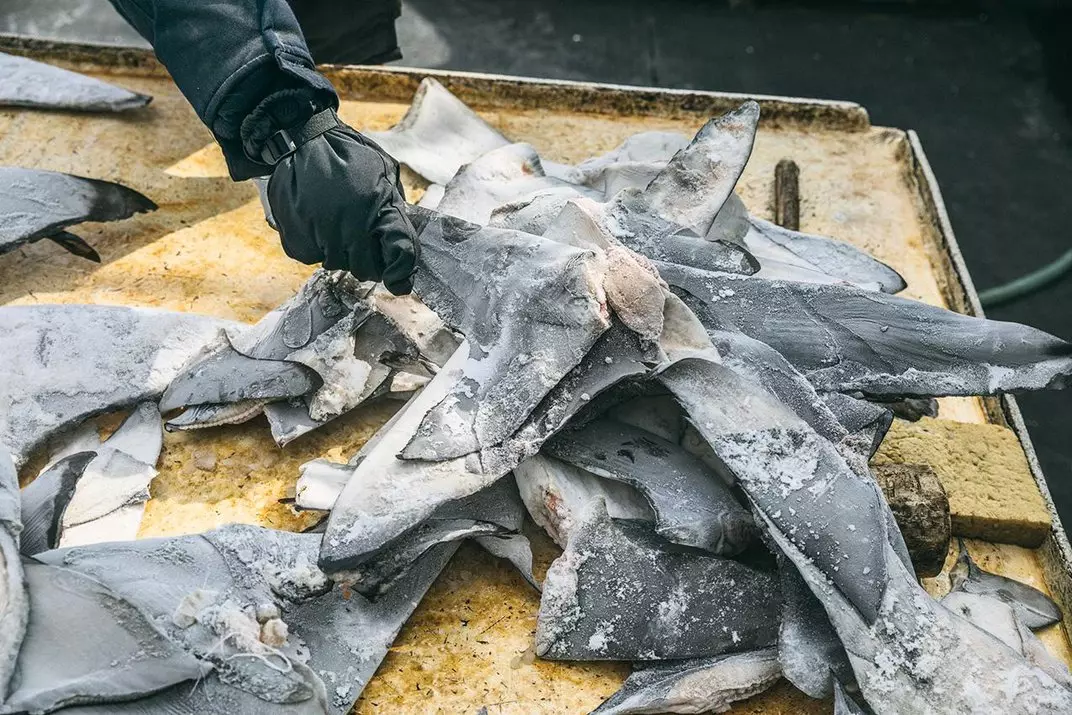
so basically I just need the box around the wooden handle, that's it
[774,158,800,231]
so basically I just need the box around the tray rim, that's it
[0,32,869,130]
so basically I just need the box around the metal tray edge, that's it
[321,63,871,130]
[906,130,1072,631]
[0,33,871,131]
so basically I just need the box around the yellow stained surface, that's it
[0,69,1063,714]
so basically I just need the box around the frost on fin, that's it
[535,498,779,661]
[777,555,852,699]
[0,447,27,704]
[0,304,239,468]
[402,212,610,460]
[162,270,369,408]
[296,427,533,599]
[658,355,889,622]
[544,418,756,555]
[706,328,847,444]
[30,524,453,714]
[0,52,151,112]
[5,561,209,714]
[642,101,760,238]
[589,649,781,715]
[263,303,436,447]
[659,262,1072,398]
[366,78,510,184]
[781,519,1072,714]
[287,315,389,423]
[436,143,597,226]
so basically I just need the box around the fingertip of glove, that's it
[383,274,415,296]
[280,233,325,265]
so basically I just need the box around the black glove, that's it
[242,89,419,295]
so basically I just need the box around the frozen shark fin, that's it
[0,52,151,111]
[642,101,760,237]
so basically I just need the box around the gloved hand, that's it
[242,89,419,295]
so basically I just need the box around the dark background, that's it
[4,0,1070,518]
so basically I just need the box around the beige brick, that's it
[873,417,1051,547]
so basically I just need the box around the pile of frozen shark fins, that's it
[0,54,155,262]
[1,444,453,715]
[160,269,457,445]
[0,298,462,713]
[4,77,1072,715]
[304,79,1072,714]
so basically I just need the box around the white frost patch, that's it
[295,459,352,511]
[256,551,329,598]
[259,618,289,648]
[587,623,614,654]
[535,546,589,656]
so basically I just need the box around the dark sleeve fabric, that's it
[287,0,402,65]
[108,0,339,180]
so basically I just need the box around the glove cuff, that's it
[240,87,334,167]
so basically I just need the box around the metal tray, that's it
[2,34,1069,713]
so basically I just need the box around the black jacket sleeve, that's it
[108,0,339,180]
